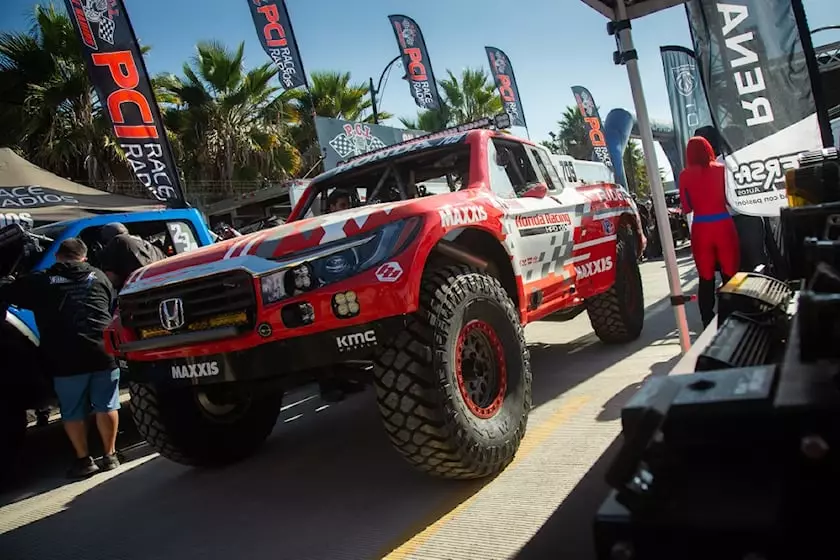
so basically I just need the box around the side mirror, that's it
[522,183,548,199]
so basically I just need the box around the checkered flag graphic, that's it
[329,134,387,159]
[97,17,115,44]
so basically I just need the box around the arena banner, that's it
[63,0,185,205]
[660,46,714,171]
[571,85,613,169]
[247,0,308,90]
[314,117,426,170]
[388,15,441,110]
[485,47,527,128]
[686,0,826,217]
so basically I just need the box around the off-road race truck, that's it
[105,116,646,480]
[0,208,214,476]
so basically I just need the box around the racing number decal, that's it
[167,222,199,253]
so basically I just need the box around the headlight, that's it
[259,217,420,306]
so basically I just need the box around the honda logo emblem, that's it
[159,298,185,330]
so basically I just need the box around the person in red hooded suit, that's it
[679,136,740,327]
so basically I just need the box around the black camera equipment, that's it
[594,148,840,560]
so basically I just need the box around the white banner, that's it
[724,113,822,216]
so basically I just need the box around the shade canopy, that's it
[580,0,688,20]
[0,147,162,225]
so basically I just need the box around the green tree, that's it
[400,67,502,132]
[155,40,302,184]
[287,70,393,172]
[398,107,449,132]
[0,3,128,186]
[547,105,591,160]
[623,141,650,196]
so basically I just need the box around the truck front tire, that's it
[373,264,532,480]
[128,383,283,467]
[586,224,645,343]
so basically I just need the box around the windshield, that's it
[299,144,471,218]
[664,191,680,208]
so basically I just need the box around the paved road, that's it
[0,249,705,560]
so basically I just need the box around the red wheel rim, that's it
[454,319,508,419]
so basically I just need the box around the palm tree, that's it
[551,105,591,160]
[155,40,301,186]
[0,3,126,185]
[623,140,649,196]
[287,70,393,172]
[400,67,502,132]
[438,68,502,124]
[398,108,450,132]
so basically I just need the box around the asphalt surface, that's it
[0,247,706,560]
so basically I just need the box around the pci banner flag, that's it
[686,0,823,217]
[660,46,714,170]
[63,0,185,204]
[388,15,441,110]
[485,47,527,128]
[571,85,613,169]
[247,0,308,90]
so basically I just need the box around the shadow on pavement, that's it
[514,436,623,560]
[1,261,705,560]
[0,407,151,505]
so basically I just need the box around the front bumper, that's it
[118,316,406,387]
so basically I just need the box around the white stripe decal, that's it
[224,238,249,260]
[574,234,617,250]
[242,232,270,256]
[567,253,592,264]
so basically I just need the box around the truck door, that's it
[488,138,587,314]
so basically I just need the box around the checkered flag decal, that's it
[97,17,115,44]
[524,229,574,282]
[329,134,387,159]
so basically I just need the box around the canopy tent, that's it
[580,0,693,352]
[0,147,163,227]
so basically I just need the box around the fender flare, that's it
[4,309,40,347]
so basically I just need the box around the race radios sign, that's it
[63,0,185,204]
[246,0,308,90]
[388,15,442,110]
[571,85,613,170]
[485,47,527,128]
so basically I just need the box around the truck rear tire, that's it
[128,383,283,467]
[586,224,645,344]
[373,264,532,480]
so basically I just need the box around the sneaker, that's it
[67,456,100,479]
[100,453,121,471]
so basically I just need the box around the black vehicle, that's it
[644,191,690,259]
[664,189,691,245]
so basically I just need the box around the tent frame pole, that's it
[614,0,692,353]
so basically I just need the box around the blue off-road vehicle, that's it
[0,208,214,470]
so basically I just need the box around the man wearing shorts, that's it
[0,238,120,478]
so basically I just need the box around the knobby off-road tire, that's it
[128,383,283,467]
[373,264,532,480]
[586,224,645,344]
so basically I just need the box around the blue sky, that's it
[2,0,837,177]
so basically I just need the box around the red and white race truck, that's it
[105,115,646,479]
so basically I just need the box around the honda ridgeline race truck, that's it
[105,116,647,479]
[0,208,214,473]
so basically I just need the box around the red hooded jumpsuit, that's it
[678,136,740,326]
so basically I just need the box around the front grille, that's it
[119,271,256,337]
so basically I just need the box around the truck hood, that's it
[122,200,422,293]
